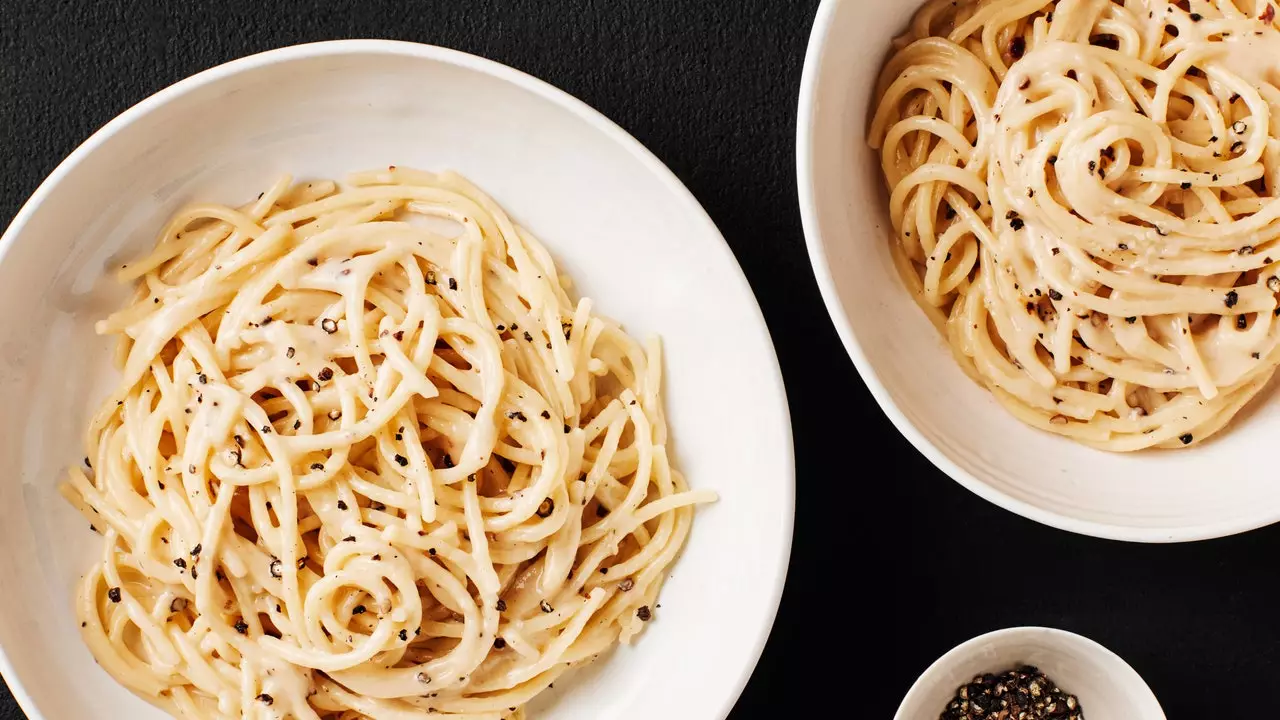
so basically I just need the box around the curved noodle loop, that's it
[62,168,715,719]
[871,0,1280,450]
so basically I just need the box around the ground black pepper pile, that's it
[940,666,1083,720]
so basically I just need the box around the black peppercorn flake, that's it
[447,278,458,291]
[317,367,334,382]
[321,318,338,334]
[494,637,506,649]
[496,599,507,612]
[1181,433,1194,445]
[636,606,652,621]
[541,410,551,419]
[1181,181,1192,190]
[1226,290,1240,308]
[190,544,201,556]
[352,604,367,615]
[506,411,527,422]
[394,454,408,467]
[428,547,437,556]
[108,587,122,603]
[257,693,273,705]
[1048,289,1064,301]
[537,498,555,518]
[344,535,356,542]
[235,620,248,634]
[539,600,554,613]
[399,629,408,641]
[1238,315,1248,330]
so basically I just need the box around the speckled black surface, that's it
[4,1,1280,718]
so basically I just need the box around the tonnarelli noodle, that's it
[870,0,1280,450]
[63,168,715,719]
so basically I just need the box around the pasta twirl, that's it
[62,168,715,719]
[870,0,1280,450]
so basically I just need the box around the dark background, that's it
[1,1,1275,717]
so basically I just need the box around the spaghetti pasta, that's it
[870,0,1280,450]
[62,168,715,719]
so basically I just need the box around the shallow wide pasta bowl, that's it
[798,0,1280,542]
[0,40,793,719]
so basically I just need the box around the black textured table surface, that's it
[2,1,1277,718]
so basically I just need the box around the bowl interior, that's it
[799,0,1280,541]
[894,628,1165,720]
[0,41,792,719]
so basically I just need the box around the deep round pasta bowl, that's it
[0,40,793,719]
[798,0,1280,542]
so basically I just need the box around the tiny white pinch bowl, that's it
[0,41,795,719]
[895,627,1165,720]
[798,0,1280,542]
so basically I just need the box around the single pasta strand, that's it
[65,167,716,719]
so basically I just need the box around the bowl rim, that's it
[892,626,1166,720]
[795,0,1280,544]
[0,38,795,720]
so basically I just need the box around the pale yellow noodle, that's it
[63,168,716,719]
[870,0,1280,450]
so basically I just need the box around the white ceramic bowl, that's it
[798,0,1280,542]
[0,40,794,720]
[895,627,1165,720]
